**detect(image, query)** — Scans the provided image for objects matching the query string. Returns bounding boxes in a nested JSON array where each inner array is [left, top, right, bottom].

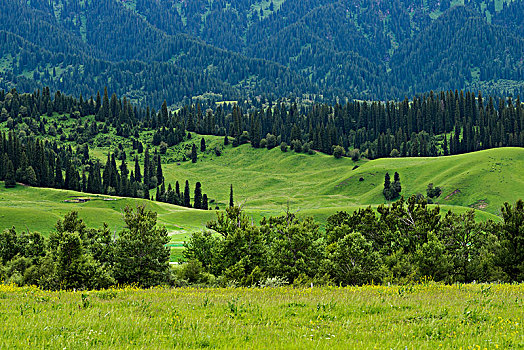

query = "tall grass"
[[0, 282, 522, 349]]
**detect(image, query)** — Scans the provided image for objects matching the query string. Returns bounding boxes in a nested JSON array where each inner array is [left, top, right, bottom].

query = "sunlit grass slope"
[[158, 137, 523, 216], [0, 283, 522, 349]]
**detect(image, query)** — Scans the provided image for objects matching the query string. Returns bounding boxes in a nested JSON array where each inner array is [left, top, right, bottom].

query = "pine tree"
[[134, 157, 141, 183], [143, 148, 151, 189], [193, 182, 202, 209], [184, 180, 191, 208], [229, 184, 234, 207], [202, 194, 208, 210], [156, 154, 163, 185], [383, 172, 391, 192], [191, 144, 197, 163], [4, 160, 15, 188], [54, 158, 64, 189], [392, 172, 402, 194], [175, 181, 181, 204], [200, 138, 206, 152]]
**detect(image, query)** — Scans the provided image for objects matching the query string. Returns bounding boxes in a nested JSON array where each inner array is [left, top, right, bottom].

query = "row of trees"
[[183, 198, 524, 286], [2, 88, 522, 162], [2, 198, 522, 289], [0, 206, 170, 289], [158, 90, 524, 159], [0, 131, 210, 210]]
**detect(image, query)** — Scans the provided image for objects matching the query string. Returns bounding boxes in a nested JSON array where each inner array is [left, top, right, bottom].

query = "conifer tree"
[[143, 148, 151, 189], [184, 180, 191, 208], [191, 144, 197, 163], [194, 182, 202, 209], [200, 138, 206, 152], [54, 158, 64, 189], [229, 184, 234, 207], [134, 157, 141, 183], [202, 194, 208, 210], [156, 154, 163, 185], [4, 160, 15, 188]]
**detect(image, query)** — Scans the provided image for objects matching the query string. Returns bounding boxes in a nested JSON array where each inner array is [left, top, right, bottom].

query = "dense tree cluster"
[[163, 90, 524, 159], [0, 88, 217, 208], [383, 172, 401, 200], [183, 198, 524, 286], [0, 206, 170, 289], [0, 0, 523, 105]]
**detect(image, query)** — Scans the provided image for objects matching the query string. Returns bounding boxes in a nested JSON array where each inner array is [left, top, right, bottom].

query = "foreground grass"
[[0, 283, 522, 349]]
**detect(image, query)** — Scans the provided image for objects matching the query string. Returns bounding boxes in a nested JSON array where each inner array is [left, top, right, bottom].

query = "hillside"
[[0, 0, 523, 104], [156, 139, 523, 215], [1, 144, 515, 238]]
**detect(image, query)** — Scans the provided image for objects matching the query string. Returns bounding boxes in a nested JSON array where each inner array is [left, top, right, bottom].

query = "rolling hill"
[[1, 144, 518, 238]]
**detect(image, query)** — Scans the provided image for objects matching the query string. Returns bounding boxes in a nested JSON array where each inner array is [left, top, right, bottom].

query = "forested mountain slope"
[[0, 0, 522, 105]]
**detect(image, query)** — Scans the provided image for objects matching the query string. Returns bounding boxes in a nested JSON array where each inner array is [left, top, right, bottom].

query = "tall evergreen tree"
[[194, 182, 202, 209], [156, 154, 163, 185], [191, 144, 197, 163], [229, 184, 234, 207], [184, 180, 191, 208], [4, 160, 15, 188], [202, 194, 208, 210]]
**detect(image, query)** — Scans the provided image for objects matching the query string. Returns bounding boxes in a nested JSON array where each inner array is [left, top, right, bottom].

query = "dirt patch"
[[470, 199, 488, 210], [64, 198, 91, 203], [444, 189, 461, 200]]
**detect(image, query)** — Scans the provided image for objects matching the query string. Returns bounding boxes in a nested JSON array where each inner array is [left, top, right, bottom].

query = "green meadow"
[[0, 283, 522, 349], [2, 145, 520, 236]]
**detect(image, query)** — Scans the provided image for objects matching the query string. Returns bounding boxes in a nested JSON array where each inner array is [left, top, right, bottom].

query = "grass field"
[[0, 282, 522, 349], [156, 138, 523, 216], [2, 145, 520, 261]]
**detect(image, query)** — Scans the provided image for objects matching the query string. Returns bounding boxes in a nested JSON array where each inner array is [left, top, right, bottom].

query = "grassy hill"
[[2, 144, 518, 235], [154, 135, 523, 216], [2, 145, 520, 261]]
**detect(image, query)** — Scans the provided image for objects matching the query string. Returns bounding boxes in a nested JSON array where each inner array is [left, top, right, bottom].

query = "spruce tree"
[[200, 138, 206, 152], [392, 172, 402, 194], [191, 144, 197, 163], [54, 158, 64, 189], [184, 180, 191, 207], [4, 160, 15, 188], [202, 194, 208, 210], [143, 148, 151, 189], [229, 184, 234, 207], [134, 157, 141, 183], [193, 182, 202, 209], [156, 154, 163, 185]]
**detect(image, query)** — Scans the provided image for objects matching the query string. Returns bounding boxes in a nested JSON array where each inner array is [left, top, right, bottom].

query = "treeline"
[[182, 198, 524, 286], [3, 198, 521, 290], [2, 87, 523, 163], [165, 90, 524, 159], [0, 130, 209, 209]]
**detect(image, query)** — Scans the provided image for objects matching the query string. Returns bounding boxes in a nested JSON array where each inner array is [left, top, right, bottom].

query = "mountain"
[[0, 0, 523, 106]]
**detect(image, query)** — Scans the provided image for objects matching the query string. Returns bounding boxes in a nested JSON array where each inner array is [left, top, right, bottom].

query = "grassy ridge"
[[0, 283, 522, 349], [0, 184, 216, 240], [159, 137, 523, 215]]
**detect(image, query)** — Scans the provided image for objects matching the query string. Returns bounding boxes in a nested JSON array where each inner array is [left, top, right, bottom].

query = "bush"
[[333, 145, 345, 159], [426, 183, 442, 198], [266, 134, 277, 149], [291, 139, 302, 153], [280, 142, 288, 152]]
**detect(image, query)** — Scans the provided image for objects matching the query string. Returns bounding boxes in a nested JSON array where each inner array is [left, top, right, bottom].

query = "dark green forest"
[[0, 0, 523, 106]]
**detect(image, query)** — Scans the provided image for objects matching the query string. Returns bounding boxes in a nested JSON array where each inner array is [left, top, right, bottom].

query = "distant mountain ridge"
[[0, 0, 522, 106]]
